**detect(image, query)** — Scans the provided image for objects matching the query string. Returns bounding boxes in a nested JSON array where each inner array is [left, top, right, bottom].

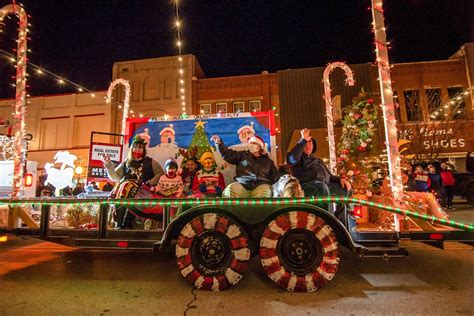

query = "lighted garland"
[[0, 3, 28, 198], [322, 62, 355, 174], [0, 196, 472, 231], [370, 0, 404, 199], [0, 135, 16, 160]]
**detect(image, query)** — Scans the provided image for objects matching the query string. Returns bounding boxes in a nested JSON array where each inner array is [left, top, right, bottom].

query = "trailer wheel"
[[259, 211, 339, 292], [176, 213, 250, 291]]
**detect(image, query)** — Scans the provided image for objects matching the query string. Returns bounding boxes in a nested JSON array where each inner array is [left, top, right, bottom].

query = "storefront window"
[[425, 88, 442, 120], [200, 104, 211, 114], [447, 86, 466, 120], [404, 89, 421, 121]]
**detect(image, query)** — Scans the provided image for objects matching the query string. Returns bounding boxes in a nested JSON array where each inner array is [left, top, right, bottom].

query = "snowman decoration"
[[44, 151, 77, 196], [147, 124, 183, 170]]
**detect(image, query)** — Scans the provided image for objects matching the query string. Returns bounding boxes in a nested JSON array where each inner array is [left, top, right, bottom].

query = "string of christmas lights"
[[370, 0, 404, 202], [0, 196, 471, 231], [174, 0, 187, 117], [429, 87, 472, 120], [0, 48, 92, 94]]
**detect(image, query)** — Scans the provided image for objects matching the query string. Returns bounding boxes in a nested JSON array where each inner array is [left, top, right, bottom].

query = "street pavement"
[[0, 206, 473, 316]]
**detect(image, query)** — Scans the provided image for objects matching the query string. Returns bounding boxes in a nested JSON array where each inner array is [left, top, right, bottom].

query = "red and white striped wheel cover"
[[176, 213, 251, 291], [259, 211, 339, 292]]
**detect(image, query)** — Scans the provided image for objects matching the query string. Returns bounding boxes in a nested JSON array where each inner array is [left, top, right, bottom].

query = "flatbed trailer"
[[1, 196, 473, 292]]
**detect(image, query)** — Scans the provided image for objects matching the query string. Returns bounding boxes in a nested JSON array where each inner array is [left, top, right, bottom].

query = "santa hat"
[[248, 136, 268, 154], [237, 122, 255, 136], [160, 124, 175, 135]]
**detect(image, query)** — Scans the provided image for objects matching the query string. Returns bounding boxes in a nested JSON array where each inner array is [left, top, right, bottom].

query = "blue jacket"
[[286, 138, 340, 186]]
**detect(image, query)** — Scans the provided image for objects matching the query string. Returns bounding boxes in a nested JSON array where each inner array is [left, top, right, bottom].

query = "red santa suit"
[[192, 168, 225, 197]]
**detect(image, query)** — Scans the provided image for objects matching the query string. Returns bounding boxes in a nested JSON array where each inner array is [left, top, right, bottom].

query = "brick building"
[[1, 43, 473, 171]]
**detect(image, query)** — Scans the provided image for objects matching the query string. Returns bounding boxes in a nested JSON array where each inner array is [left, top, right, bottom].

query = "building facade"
[[1, 43, 473, 172]]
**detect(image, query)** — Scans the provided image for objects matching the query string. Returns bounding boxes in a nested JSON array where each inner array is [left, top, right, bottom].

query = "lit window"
[[200, 104, 211, 114], [233, 102, 245, 113], [216, 103, 227, 113], [249, 100, 261, 112]]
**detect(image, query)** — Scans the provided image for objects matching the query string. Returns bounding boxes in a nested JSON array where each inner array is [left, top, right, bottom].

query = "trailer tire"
[[176, 213, 250, 291], [260, 211, 339, 292]]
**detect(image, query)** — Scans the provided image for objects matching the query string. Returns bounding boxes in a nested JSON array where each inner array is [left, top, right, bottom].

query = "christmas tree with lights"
[[189, 120, 213, 159], [337, 90, 379, 196]]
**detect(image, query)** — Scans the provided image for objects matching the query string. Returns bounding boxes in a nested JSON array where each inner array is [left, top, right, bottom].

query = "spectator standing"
[[440, 162, 456, 210]]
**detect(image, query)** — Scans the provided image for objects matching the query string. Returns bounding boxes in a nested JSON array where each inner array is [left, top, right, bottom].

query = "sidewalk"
[[445, 203, 474, 224]]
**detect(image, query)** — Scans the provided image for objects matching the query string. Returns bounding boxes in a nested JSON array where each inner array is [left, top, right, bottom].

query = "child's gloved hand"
[[215, 186, 223, 195], [198, 184, 207, 193]]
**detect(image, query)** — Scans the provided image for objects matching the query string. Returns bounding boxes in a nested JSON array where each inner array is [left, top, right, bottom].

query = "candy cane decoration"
[[106, 79, 131, 138], [323, 62, 355, 174], [0, 3, 28, 198], [371, 0, 404, 200]]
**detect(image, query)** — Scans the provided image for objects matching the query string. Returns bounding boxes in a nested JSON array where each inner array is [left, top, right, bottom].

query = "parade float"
[[0, 0, 473, 293]]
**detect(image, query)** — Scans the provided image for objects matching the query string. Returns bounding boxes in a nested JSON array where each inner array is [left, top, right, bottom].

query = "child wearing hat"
[[192, 152, 226, 197], [150, 158, 184, 198]]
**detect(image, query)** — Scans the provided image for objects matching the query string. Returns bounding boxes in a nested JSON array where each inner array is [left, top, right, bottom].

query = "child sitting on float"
[[150, 158, 184, 198], [191, 152, 226, 198]]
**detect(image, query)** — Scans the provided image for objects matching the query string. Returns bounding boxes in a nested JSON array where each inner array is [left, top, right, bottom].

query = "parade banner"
[[87, 142, 122, 182], [126, 111, 276, 185]]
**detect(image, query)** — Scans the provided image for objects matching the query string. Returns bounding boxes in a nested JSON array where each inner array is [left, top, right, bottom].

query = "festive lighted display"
[[106, 79, 131, 137], [371, 0, 404, 200], [0, 3, 28, 198], [323, 62, 355, 174], [0, 135, 15, 160], [44, 151, 78, 195], [174, 0, 187, 117], [0, 196, 471, 231]]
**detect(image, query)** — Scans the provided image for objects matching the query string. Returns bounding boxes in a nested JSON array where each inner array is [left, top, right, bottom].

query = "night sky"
[[0, 0, 472, 98]]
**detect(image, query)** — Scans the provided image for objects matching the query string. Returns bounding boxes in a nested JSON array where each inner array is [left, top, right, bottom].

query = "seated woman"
[[211, 134, 282, 198], [102, 135, 164, 229]]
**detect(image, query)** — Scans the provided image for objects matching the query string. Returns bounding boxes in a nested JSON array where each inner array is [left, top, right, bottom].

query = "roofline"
[[0, 90, 107, 102]]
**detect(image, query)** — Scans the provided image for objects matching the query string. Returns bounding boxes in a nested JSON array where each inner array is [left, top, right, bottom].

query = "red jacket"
[[440, 169, 455, 186], [192, 168, 226, 195]]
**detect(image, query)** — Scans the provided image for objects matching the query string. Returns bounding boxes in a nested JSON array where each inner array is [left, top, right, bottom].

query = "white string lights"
[[0, 48, 91, 95], [174, 0, 187, 117], [371, 0, 404, 201], [322, 62, 355, 174], [429, 88, 472, 120]]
